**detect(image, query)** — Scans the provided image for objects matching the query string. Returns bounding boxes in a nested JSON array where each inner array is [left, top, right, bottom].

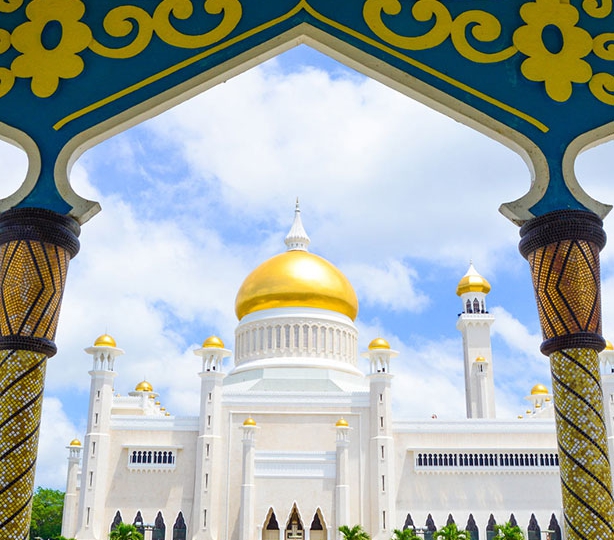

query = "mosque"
[[61, 204, 614, 540]]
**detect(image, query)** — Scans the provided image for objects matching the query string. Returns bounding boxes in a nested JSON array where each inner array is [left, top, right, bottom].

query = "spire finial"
[[285, 198, 310, 251]]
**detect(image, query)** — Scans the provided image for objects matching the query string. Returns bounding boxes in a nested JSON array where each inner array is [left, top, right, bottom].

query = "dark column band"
[[519, 209, 606, 257], [0, 207, 81, 258]]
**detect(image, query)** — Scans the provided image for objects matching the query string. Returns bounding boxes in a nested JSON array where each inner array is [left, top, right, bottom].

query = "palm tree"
[[339, 525, 370, 540], [391, 528, 422, 540], [434, 523, 469, 540], [494, 522, 524, 540], [109, 523, 144, 540]]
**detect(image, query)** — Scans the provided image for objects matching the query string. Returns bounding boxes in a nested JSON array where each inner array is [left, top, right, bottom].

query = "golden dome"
[[336, 417, 349, 427], [202, 336, 225, 348], [235, 250, 358, 321], [606, 339, 614, 351], [526, 409, 532, 414], [243, 417, 257, 427], [475, 356, 486, 362], [69, 438, 81, 447], [368, 338, 390, 350], [456, 264, 491, 296], [135, 380, 153, 393], [531, 383, 549, 395], [94, 333, 116, 347]]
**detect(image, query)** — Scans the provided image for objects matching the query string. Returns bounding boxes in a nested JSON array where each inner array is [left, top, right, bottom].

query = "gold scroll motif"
[[1, 0, 614, 104], [551, 348, 614, 539], [0, 238, 73, 538], [363, 0, 614, 104], [1, 0, 242, 98]]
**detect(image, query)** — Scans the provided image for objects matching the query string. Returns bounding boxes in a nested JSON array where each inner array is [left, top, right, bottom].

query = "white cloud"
[[36, 397, 79, 490], [490, 306, 542, 361], [344, 260, 429, 313]]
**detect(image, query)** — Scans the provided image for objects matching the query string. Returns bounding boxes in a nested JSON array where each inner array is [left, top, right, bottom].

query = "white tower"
[[455, 264, 496, 419], [192, 336, 232, 540], [61, 439, 83, 538], [362, 338, 398, 540], [76, 334, 124, 540]]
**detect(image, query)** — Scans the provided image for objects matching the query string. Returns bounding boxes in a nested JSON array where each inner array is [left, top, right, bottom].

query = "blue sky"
[[1, 45, 613, 489]]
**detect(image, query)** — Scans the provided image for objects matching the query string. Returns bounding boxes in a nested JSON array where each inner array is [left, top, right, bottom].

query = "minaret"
[[362, 338, 398, 540], [455, 264, 496, 419], [61, 439, 83, 539], [192, 336, 231, 540], [76, 334, 124, 540]]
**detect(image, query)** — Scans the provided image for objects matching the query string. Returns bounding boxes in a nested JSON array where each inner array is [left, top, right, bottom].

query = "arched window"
[[153, 511, 165, 540], [310, 510, 326, 540], [173, 511, 187, 540], [263, 509, 280, 540], [527, 513, 540, 540], [286, 505, 303, 540], [466, 300, 472, 313], [465, 514, 479, 540], [110, 510, 122, 532], [133, 511, 145, 536], [473, 298, 480, 313]]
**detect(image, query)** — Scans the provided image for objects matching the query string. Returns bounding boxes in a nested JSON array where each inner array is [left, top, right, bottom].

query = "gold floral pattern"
[[513, 0, 593, 102], [10, 0, 92, 98]]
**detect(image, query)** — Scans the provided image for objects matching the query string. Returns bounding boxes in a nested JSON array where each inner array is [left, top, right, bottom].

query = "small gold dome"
[[336, 417, 349, 427], [517, 415, 523, 419], [135, 380, 153, 393], [94, 333, 116, 347], [526, 409, 532, 414], [69, 438, 81, 447], [368, 338, 390, 350], [531, 383, 549, 395], [235, 250, 358, 321], [456, 264, 491, 296], [475, 356, 486, 362], [606, 340, 614, 351], [535, 403, 542, 408], [243, 417, 257, 427], [202, 336, 225, 348], [155, 401, 161, 405], [165, 412, 170, 416]]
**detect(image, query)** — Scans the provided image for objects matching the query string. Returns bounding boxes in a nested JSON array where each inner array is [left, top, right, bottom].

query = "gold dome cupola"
[[234, 201, 358, 321], [457, 263, 491, 315]]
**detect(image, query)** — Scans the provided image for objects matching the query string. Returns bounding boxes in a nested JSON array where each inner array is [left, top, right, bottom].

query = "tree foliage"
[[109, 523, 144, 540], [433, 523, 469, 540], [494, 522, 525, 540], [339, 525, 370, 540], [391, 528, 422, 540], [29, 487, 64, 540]]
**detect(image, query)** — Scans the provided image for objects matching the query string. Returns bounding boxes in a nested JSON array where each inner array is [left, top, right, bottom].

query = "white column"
[[335, 419, 350, 535], [240, 418, 258, 540]]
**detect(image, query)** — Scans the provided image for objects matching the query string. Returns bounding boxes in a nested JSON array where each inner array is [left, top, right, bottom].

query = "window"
[[204, 509, 207, 528], [208, 392, 212, 402], [381, 475, 385, 491], [207, 415, 211, 427], [92, 441, 96, 456], [206, 444, 210, 458], [380, 416, 384, 428], [205, 473, 209, 489], [89, 471, 93, 487], [382, 511, 386, 530], [381, 445, 385, 459], [94, 413, 98, 425]]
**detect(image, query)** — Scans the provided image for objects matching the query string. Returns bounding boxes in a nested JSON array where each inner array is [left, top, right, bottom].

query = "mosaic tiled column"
[[519, 209, 614, 539], [0, 208, 80, 539]]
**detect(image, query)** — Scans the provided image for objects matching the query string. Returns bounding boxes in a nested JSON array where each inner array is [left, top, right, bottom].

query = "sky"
[[1, 45, 614, 490]]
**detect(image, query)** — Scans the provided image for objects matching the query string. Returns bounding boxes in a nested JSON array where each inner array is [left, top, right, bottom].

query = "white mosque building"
[[61, 205, 614, 540]]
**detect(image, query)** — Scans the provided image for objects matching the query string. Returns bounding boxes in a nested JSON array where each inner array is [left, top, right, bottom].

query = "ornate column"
[[519, 209, 614, 539], [0, 208, 80, 540]]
